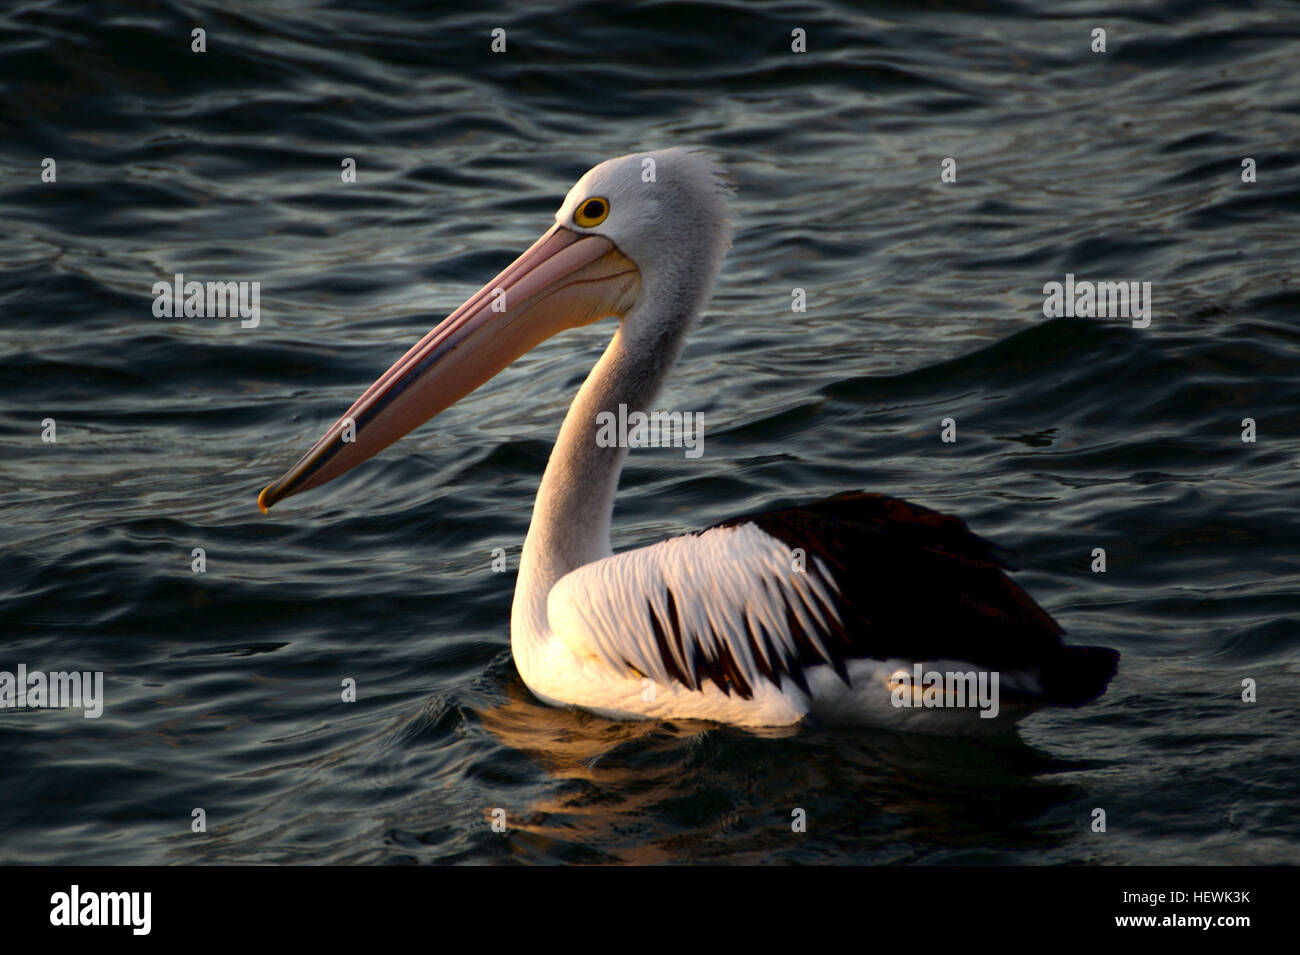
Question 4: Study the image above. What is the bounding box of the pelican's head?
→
[257,147,732,512]
[556,148,732,304]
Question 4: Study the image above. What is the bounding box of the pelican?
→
[258,148,1118,732]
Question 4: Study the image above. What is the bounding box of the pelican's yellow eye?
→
[574,197,609,228]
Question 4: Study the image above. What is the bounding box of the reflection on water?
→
[478,677,1098,864]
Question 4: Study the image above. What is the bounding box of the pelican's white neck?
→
[510,147,733,653]
[511,266,718,651]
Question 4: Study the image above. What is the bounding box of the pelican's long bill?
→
[258,224,640,512]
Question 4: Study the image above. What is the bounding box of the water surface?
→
[1,0,1298,864]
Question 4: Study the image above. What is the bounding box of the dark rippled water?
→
[1,0,1298,865]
